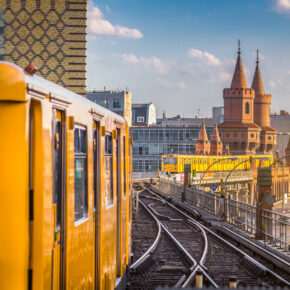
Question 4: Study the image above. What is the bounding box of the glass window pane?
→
[74,158,87,221]
[74,126,88,222]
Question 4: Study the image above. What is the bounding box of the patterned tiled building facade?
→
[0,0,87,96]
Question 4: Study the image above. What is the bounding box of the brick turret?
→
[252,50,271,127]
[223,41,255,124]
[210,124,223,155]
[218,41,261,155]
[195,123,210,155]
[251,50,277,154]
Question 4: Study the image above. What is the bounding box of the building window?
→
[245,102,250,114]
[74,126,88,222]
[103,99,109,108]
[137,116,145,123]
[113,98,121,108]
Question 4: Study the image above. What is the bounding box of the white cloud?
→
[182,49,233,83]
[271,0,290,13]
[116,53,170,74]
[87,2,143,39]
[157,77,190,89]
[269,80,277,88]
[187,48,221,66]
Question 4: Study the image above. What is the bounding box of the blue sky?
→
[87,0,290,117]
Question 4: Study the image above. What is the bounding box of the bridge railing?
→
[158,177,290,251]
[262,209,290,252]
[133,172,158,180]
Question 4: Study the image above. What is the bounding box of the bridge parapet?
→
[157,177,290,251]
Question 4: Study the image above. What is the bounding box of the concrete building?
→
[132,123,213,173]
[132,102,156,126]
[218,44,277,155]
[0,0,87,96]
[271,111,290,157]
[87,90,132,126]
[213,106,224,125]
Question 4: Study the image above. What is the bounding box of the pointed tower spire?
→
[210,124,223,155]
[230,40,248,89]
[198,122,209,141]
[210,124,221,142]
[251,49,265,95]
[195,122,210,155]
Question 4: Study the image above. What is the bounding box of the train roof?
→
[0,61,125,124]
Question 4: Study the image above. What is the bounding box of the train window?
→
[163,158,168,164]
[172,158,177,165]
[123,136,127,198]
[105,134,113,207]
[74,126,88,222]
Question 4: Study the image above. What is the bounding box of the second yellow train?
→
[162,154,274,174]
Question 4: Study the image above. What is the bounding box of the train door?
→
[93,121,100,290]
[116,129,121,278]
[52,109,66,290]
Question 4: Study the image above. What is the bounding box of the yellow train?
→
[162,154,274,173]
[0,62,132,290]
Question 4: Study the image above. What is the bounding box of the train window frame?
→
[105,133,114,208]
[74,125,88,224]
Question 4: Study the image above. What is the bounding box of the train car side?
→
[0,62,132,290]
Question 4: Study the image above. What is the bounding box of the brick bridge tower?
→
[251,50,277,154]
[218,41,261,154]
[195,122,210,155]
[210,124,223,155]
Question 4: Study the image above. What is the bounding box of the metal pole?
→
[282,134,285,210]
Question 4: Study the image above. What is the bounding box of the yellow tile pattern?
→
[0,0,87,96]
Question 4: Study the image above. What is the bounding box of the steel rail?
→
[147,205,197,267]
[147,185,290,287]
[182,265,219,288]
[145,187,209,267]
[143,187,217,287]
[130,199,162,270]
[218,226,290,270]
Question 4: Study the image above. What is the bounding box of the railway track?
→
[131,193,159,262]
[130,184,290,288]
[130,191,191,289]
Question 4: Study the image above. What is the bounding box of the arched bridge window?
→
[245,102,250,114]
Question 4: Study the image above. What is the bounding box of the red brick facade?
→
[218,45,277,155]
[195,123,211,155]
[210,125,223,155]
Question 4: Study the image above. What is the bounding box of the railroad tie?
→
[239,256,265,277]
[135,255,156,274]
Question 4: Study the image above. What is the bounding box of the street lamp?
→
[222,156,268,221]
[277,132,290,210]
[199,157,238,187]
[224,156,269,185]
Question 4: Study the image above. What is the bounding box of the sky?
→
[87,0,290,118]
